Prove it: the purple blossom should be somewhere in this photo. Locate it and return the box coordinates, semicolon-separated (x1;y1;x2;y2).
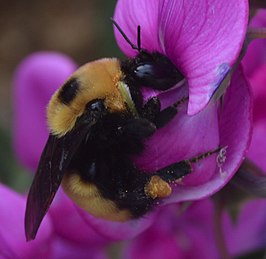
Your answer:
242;9;266;77
246;63;266;171
114;0;249;115
0;184;109;258
121;48;266;256
113;0;251;204
122;198;266;259
242;9;266;171
13;52;77;172
0;184;53;258
122;9;266;258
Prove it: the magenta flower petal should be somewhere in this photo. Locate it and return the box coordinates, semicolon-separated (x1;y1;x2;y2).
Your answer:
49;189;108;246
136;66;251;204
77;206;156;241
123;228;184;259
13;52;77;171
242;9;266;77
123;201;218;259
247;122;266;172
113;0;161;56
248;64;266;123
0;184;53;258
51;237;108;259
246;64;266;171
159;0;248;115
225;199;266;256
134;85;219;186
114;0;249;115
124;199;266;258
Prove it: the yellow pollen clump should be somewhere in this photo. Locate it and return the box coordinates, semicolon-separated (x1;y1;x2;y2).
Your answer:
145;176;172;199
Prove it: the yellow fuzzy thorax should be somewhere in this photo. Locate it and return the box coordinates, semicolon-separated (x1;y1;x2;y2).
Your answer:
47;58;127;137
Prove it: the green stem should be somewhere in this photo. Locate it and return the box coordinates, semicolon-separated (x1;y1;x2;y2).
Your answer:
249;0;266;9
214;201;232;259
248;28;266;41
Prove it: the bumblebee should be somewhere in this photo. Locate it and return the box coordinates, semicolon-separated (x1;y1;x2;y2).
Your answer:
25;20;220;240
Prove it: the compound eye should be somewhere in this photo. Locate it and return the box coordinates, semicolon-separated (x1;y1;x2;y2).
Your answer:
133;54;184;91
85;99;105;113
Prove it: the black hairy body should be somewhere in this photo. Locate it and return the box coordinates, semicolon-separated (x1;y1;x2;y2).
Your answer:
68;111;157;218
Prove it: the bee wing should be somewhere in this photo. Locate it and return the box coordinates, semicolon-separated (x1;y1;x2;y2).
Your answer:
25;101;104;241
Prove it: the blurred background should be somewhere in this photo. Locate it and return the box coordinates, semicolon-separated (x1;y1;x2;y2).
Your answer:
0;0;121;191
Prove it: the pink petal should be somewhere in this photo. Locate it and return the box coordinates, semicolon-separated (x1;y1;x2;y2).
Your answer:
113;0;161;56
0;184;53;258
159;0;249;115
51;190;155;242
51;236;108;259
13;52;77;171
248;63;266;123
114;0;249;115
246;64;266;171
225;199;266;256
49;189;108;246
123;228;184;259
163;66;251;204
134;84;220;185
76;206;156;241
124;198;266;258
242;9;266;76
247;122;266;172
123;201;218;259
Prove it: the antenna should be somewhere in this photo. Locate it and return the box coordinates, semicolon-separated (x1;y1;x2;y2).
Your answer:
110;17;141;52
137;25;141;51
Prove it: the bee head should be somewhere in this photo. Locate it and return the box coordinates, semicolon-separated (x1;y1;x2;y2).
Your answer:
47;58;131;137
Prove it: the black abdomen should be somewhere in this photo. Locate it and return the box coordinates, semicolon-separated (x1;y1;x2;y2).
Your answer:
67;111;157;218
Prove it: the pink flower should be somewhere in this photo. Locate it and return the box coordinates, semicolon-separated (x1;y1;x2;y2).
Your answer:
242;9;266;171
122;201;218;259
125;66;266;257
0;184;108;258
122;198;266;259
242;9;266;77
0;184;53;258
113;0;252;204
13;52;77;172
114;0;249;115
126;10;266;259
246;63;266;171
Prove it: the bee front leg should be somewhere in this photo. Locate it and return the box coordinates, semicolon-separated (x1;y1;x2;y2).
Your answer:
141;96;188;129
154;96;188;128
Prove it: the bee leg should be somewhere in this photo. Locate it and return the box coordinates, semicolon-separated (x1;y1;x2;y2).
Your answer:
140;96;188;128
154;96;188;128
140;97;161;122
117;118;156;139
145;148;221;199
156;160;192;182
156;147;221;182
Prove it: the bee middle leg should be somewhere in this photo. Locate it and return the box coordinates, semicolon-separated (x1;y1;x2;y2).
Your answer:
141;96;188;129
145;148;221;199
156;147;221;182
